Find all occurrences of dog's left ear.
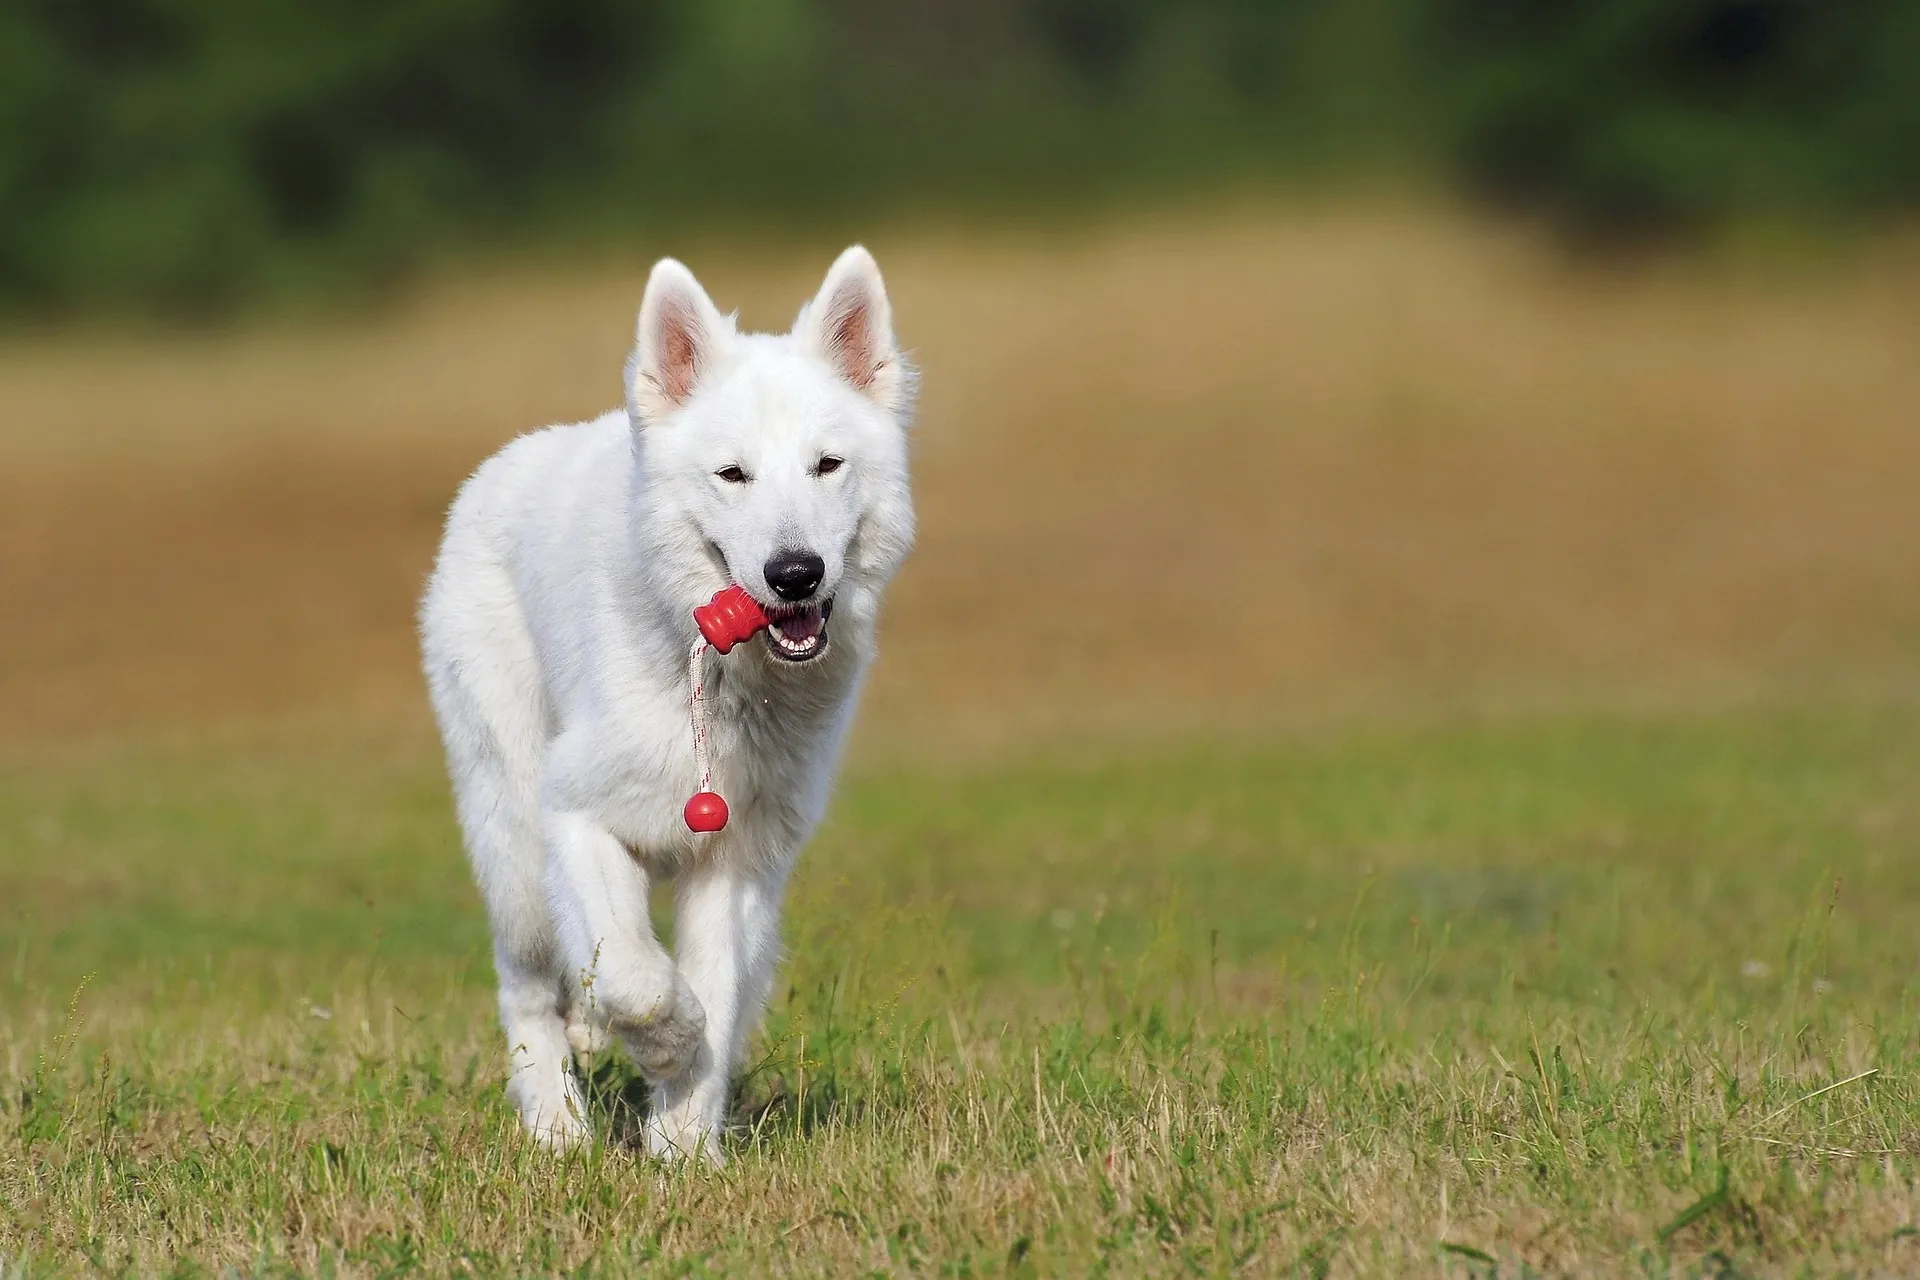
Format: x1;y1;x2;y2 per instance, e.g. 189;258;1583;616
797;246;914;416
627;258;734;426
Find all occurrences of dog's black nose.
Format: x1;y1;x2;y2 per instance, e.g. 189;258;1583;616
764;550;826;602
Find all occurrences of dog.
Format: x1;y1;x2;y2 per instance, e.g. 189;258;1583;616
419;247;915;1159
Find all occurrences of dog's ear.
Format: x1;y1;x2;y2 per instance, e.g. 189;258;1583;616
627;258;732;425
797;246;914;416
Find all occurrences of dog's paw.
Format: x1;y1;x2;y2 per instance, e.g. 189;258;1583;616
526;1108;593;1154
510;1070;592;1153
564;1004;613;1059
608;971;708;1083
644;1109;726;1166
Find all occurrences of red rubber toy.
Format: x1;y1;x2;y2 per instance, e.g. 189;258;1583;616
683;586;770;834
683;790;730;833
693;584;770;653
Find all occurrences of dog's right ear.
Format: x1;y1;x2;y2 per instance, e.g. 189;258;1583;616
626;259;733;425
796;245;912;417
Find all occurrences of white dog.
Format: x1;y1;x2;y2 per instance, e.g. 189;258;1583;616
419;247;915;1159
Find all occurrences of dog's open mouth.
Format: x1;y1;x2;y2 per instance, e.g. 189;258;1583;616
763;598;833;663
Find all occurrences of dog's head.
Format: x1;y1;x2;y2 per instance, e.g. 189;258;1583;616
625;247;916;666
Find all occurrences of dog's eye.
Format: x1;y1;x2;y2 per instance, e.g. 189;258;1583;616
815;456;844;476
715;465;749;484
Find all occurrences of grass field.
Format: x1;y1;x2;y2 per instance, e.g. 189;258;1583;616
4;208;1920;1274
5;708;1920;1274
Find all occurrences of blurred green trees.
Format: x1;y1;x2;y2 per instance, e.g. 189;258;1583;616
1;0;1913;316
1435;0;1920;234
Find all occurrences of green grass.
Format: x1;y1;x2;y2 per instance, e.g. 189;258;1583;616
4;705;1920;1275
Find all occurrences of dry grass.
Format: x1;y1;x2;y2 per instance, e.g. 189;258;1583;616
4;207;1919;747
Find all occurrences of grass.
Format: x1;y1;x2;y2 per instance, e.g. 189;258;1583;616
5;703;1920;1275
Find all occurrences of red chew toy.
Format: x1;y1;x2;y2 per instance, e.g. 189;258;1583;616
683;790;729;833
683;586;769;834
693;585;770;653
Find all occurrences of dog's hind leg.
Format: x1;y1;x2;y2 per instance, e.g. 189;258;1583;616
456;756;590;1150
423;568;587;1148
496;946;590;1150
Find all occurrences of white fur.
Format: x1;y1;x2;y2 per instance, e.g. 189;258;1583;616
419;247;914;1160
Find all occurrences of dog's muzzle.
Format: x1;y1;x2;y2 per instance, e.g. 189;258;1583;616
764;598;833;662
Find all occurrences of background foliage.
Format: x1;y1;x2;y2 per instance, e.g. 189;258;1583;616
2;0;1916;316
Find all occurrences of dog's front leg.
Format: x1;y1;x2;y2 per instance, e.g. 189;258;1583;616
543;809;707;1090
644;863;787;1164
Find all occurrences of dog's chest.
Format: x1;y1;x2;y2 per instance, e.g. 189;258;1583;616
596;677;848;872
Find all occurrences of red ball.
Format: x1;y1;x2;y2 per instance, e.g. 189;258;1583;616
684;791;729;833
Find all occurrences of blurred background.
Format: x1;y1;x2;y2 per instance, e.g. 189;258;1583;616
2;0;1919;755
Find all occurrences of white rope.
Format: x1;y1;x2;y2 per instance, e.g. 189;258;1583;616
688;636;713;793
